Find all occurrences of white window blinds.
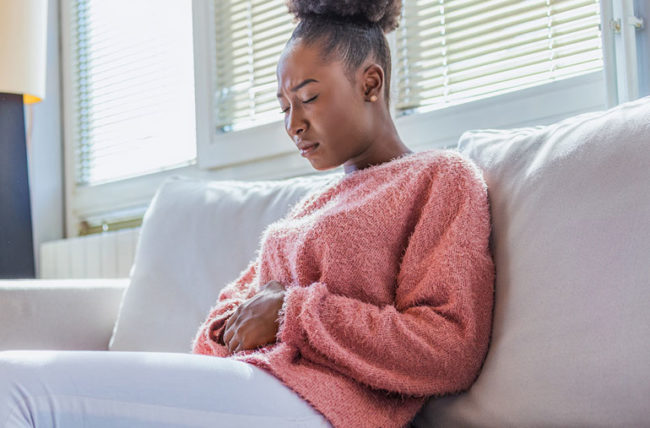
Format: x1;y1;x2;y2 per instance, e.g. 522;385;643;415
212;0;604;131
71;0;196;186
395;0;604;114
213;0;296;133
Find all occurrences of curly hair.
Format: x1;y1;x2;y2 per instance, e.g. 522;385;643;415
285;0;402;106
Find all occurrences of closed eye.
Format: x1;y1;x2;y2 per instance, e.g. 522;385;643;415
279;95;319;114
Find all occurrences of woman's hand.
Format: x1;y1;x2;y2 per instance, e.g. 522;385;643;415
222;280;286;354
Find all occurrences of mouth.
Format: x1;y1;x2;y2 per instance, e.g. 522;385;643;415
299;142;319;157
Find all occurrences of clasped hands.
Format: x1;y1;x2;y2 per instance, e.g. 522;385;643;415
217;280;287;354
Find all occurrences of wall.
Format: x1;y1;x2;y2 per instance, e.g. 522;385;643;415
26;0;65;277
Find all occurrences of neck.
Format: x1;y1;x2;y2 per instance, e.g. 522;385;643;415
343;109;412;175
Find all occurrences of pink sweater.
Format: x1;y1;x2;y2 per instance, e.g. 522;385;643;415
192;149;495;428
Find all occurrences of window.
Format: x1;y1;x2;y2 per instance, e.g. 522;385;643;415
63;0;609;234
213;0;296;133
395;0;603;115
70;0;196;186
208;0;603;133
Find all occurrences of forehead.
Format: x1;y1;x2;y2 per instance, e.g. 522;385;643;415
276;40;345;90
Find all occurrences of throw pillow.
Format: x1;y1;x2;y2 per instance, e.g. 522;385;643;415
108;173;339;352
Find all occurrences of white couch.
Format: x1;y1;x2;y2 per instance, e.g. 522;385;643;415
2;94;649;427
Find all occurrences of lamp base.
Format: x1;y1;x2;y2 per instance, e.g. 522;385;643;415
0;93;36;278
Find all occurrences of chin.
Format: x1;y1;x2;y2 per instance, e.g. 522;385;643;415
306;148;341;172
310;163;328;172
310;159;339;172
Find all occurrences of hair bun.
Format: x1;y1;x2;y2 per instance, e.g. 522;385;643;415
286;0;402;33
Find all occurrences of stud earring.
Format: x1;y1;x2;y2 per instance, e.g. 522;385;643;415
369;95;377;102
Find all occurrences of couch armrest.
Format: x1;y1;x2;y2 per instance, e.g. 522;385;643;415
0;279;128;351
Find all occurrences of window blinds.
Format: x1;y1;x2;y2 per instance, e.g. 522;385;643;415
72;0;196;186
213;0;603;131
395;0;604;114
213;0;296;133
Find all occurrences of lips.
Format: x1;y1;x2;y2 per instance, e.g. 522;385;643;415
297;141;320;156
296;141;319;151
299;142;319;157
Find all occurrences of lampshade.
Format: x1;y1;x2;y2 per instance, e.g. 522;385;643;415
0;0;48;104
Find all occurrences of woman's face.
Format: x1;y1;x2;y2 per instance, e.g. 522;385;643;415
276;40;374;171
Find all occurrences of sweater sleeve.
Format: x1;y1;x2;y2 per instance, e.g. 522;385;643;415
191;259;259;356
275;162;495;397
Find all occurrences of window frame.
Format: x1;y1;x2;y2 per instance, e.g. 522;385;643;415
193;0;294;170
61;0;609;237
194;0;608;171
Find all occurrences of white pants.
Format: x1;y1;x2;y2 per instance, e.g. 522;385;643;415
0;350;331;428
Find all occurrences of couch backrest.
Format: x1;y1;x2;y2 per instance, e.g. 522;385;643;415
414;95;650;427
108;173;341;352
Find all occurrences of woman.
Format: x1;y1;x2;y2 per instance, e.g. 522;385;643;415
0;1;494;427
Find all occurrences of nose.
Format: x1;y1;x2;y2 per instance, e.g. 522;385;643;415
286;106;307;139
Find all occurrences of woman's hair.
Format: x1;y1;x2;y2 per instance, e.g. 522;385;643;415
285;0;403;106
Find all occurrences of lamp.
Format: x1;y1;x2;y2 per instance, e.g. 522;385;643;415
0;0;48;278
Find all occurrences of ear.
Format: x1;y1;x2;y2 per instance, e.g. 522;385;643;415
361;63;384;102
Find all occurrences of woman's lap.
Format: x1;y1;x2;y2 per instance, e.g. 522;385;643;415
0;350;330;428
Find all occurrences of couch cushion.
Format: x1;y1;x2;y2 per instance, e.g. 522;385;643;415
415;95;650;427
109;174;340;352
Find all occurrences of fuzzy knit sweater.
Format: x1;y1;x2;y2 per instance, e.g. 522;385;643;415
191;149;495;428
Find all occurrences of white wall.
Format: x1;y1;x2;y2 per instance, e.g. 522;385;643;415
26;0;65;277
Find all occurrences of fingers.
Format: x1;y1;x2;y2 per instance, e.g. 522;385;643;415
223;326;234;349
222;311;237;348
223;327;234;353
222;319;231;342
223;312;242;353
226;336;243;354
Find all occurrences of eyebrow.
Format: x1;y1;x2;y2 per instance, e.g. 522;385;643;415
276;79;319;98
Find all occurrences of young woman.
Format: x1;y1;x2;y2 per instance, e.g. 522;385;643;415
0;1;495;427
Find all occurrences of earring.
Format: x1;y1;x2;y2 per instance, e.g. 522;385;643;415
369;95;377;102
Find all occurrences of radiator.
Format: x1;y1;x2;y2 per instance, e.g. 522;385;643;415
40;228;141;279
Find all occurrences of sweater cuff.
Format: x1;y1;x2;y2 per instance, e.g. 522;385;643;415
191;311;234;357
276;282;328;348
